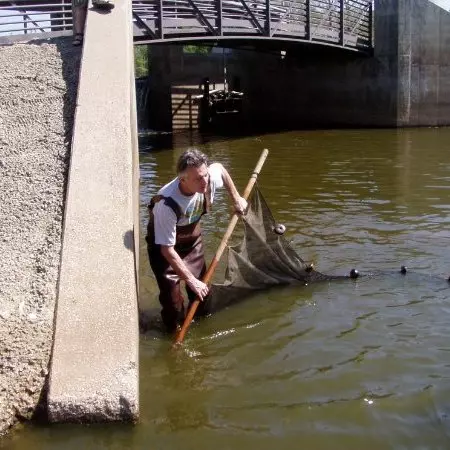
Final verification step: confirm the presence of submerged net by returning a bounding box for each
[205,185,347,314]
[140,184,449,333]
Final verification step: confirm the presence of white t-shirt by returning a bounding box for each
[153,163,224,246]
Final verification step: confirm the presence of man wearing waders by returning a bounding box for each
[146,149,247,333]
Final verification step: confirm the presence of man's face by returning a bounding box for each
[180,164,209,195]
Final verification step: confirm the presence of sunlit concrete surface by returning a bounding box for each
[47,0,139,422]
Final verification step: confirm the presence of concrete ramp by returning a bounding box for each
[48,0,139,422]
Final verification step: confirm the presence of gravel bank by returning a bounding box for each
[0,38,80,435]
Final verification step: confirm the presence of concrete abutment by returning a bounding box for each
[47,0,140,423]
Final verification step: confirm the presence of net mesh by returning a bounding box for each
[205,185,346,314]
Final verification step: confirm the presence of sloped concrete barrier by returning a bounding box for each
[48,0,139,422]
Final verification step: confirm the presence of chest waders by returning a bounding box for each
[146,195,209,333]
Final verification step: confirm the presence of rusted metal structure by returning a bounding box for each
[0,0,373,52]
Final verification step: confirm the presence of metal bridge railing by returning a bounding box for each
[132,0,373,51]
[0,0,373,51]
[0,1,72,37]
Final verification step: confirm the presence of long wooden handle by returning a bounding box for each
[173,149,269,345]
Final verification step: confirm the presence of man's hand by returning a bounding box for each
[186,277,209,301]
[234,196,248,215]
[161,246,209,300]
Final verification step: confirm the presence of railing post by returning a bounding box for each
[216,0,223,36]
[305,0,310,40]
[62,0,72,31]
[265,0,271,36]
[339,0,344,46]
[158,0,164,39]
[368,0,373,48]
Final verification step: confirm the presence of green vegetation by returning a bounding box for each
[183,45,213,55]
[133,44,214,78]
[134,46,149,77]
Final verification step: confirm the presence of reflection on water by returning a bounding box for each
[3,128,450,450]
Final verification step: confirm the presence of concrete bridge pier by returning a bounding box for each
[392,0,450,126]
[147,45,185,132]
[47,0,140,422]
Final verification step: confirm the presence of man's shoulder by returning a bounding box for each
[158,177,178,196]
[153,195,181,219]
[208,163,224,188]
[208,162,223,174]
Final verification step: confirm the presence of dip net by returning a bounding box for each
[204,185,346,314]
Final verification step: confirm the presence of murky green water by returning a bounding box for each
[3,128,450,450]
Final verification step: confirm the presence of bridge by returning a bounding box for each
[0,0,373,51]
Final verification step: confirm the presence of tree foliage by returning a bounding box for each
[183,45,212,55]
[134,46,149,78]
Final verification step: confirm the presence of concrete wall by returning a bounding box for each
[145,0,450,130]
[48,0,139,422]
[397,0,450,126]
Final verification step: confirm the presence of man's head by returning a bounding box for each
[177,149,210,195]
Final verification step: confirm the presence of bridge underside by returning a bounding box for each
[133,35,372,57]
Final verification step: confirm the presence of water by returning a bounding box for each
[3,128,450,449]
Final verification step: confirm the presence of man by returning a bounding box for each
[146,149,247,333]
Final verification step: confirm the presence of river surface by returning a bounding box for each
[3,128,450,449]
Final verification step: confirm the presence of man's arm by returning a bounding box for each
[160,245,209,300]
[154,202,209,300]
[211,163,247,214]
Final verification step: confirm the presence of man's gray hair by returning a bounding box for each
[177,149,209,175]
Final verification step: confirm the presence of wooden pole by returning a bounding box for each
[173,148,269,345]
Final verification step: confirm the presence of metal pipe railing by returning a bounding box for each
[0,1,73,36]
[0,0,373,50]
